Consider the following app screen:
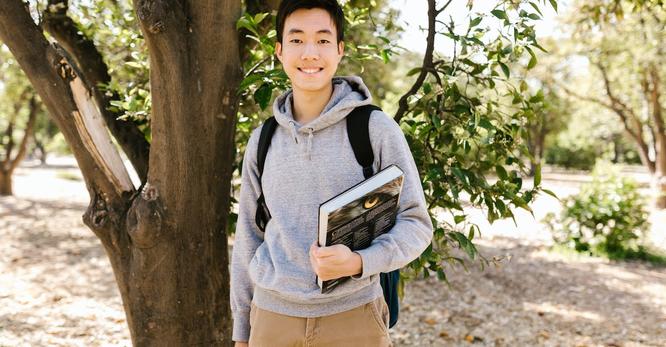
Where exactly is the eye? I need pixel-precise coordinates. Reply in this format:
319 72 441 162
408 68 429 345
290 39 302 44
319 39 331 44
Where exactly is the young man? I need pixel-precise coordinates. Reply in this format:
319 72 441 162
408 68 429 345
230 1 433 345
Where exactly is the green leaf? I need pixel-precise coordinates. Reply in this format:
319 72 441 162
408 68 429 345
239 74 263 93
529 2 543 16
236 16 258 36
253 83 273 110
495 199 507 215
406 67 421 76
527 54 537 69
380 49 390 64
253 12 268 25
479 118 493 130
454 215 466 224
529 89 544 103
451 231 476 259
423 82 432 94
378 36 391 44
495 165 508 180
549 0 558 12
436 269 447 282
499 62 510 78
124 61 143 69
542 189 559 200
491 9 508 20
526 46 537 70
452 167 467 186
534 162 542 186
469 17 482 27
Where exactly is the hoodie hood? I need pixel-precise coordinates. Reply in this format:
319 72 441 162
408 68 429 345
271 76 373 160
272 76 373 134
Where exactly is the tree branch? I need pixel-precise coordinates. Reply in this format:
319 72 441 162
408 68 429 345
557 73 655 173
394 0 437 123
2 87 30 168
596 62 654 172
0 0 134 206
8 95 38 173
647 64 666 175
43 0 150 182
2 120 14 169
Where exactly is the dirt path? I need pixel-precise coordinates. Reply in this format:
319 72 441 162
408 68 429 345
1 159 665 346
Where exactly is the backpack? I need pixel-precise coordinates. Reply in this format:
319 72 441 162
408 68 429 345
253 104 400 329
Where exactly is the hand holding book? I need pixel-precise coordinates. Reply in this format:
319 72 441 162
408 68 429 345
316 165 405 293
309 242 363 281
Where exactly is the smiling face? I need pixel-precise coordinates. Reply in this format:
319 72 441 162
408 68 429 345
275 8 344 97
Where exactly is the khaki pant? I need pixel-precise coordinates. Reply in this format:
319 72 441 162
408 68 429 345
248 296 393 347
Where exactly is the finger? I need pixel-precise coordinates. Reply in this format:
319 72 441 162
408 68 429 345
315 245 338 257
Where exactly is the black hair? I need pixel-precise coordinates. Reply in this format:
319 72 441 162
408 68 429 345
276 0 345 44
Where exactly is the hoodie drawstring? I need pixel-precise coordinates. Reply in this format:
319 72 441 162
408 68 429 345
305 128 314 160
288 121 315 160
289 121 299 144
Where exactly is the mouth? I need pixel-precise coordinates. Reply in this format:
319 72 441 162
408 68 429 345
298 67 324 75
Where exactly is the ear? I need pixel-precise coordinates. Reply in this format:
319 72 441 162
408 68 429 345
337 41 345 61
275 41 283 64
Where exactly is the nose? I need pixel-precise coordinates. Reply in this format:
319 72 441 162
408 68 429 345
301 43 320 60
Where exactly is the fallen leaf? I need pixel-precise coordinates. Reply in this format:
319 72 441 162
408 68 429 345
423 317 437 325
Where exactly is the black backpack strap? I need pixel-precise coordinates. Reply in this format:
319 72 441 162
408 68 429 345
346 104 382 179
347 104 401 328
255 116 278 232
257 117 279 177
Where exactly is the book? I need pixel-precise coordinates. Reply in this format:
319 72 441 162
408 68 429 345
316 164 405 293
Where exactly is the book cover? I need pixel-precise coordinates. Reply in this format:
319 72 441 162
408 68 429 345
317 165 404 293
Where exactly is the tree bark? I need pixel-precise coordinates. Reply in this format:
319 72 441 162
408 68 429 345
1 0 242 345
43 0 150 182
0 170 12 195
646 66 666 208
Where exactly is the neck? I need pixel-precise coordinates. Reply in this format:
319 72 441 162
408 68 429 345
291 83 334 125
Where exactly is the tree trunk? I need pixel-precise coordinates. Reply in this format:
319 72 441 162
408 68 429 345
33 138 47 165
0 93 38 197
0 170 11 196
0 0 242 345
647 66 666 208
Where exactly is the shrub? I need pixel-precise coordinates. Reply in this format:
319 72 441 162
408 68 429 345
544 143 598 170
543 163 652 260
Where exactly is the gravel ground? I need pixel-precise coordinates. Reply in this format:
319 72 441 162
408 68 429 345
1 159 665 346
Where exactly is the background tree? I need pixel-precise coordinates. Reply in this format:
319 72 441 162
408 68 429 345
525 86 570 175
558 0 666 207
0 46 41 195
30 113 61 164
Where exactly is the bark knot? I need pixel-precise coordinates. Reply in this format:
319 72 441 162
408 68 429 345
137 0 167 34
149 20 164 34
57 57 77 81
84 191 110 230
127 183 164 248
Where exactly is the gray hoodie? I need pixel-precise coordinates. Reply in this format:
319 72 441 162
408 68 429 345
230 76 433 342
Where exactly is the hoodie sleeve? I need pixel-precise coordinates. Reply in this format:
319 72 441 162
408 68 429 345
230 127 264 342
351 111 434 280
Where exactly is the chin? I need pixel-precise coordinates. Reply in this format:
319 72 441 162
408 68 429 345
293 79 332 93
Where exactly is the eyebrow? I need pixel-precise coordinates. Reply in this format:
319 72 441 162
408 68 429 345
286 28 334 35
